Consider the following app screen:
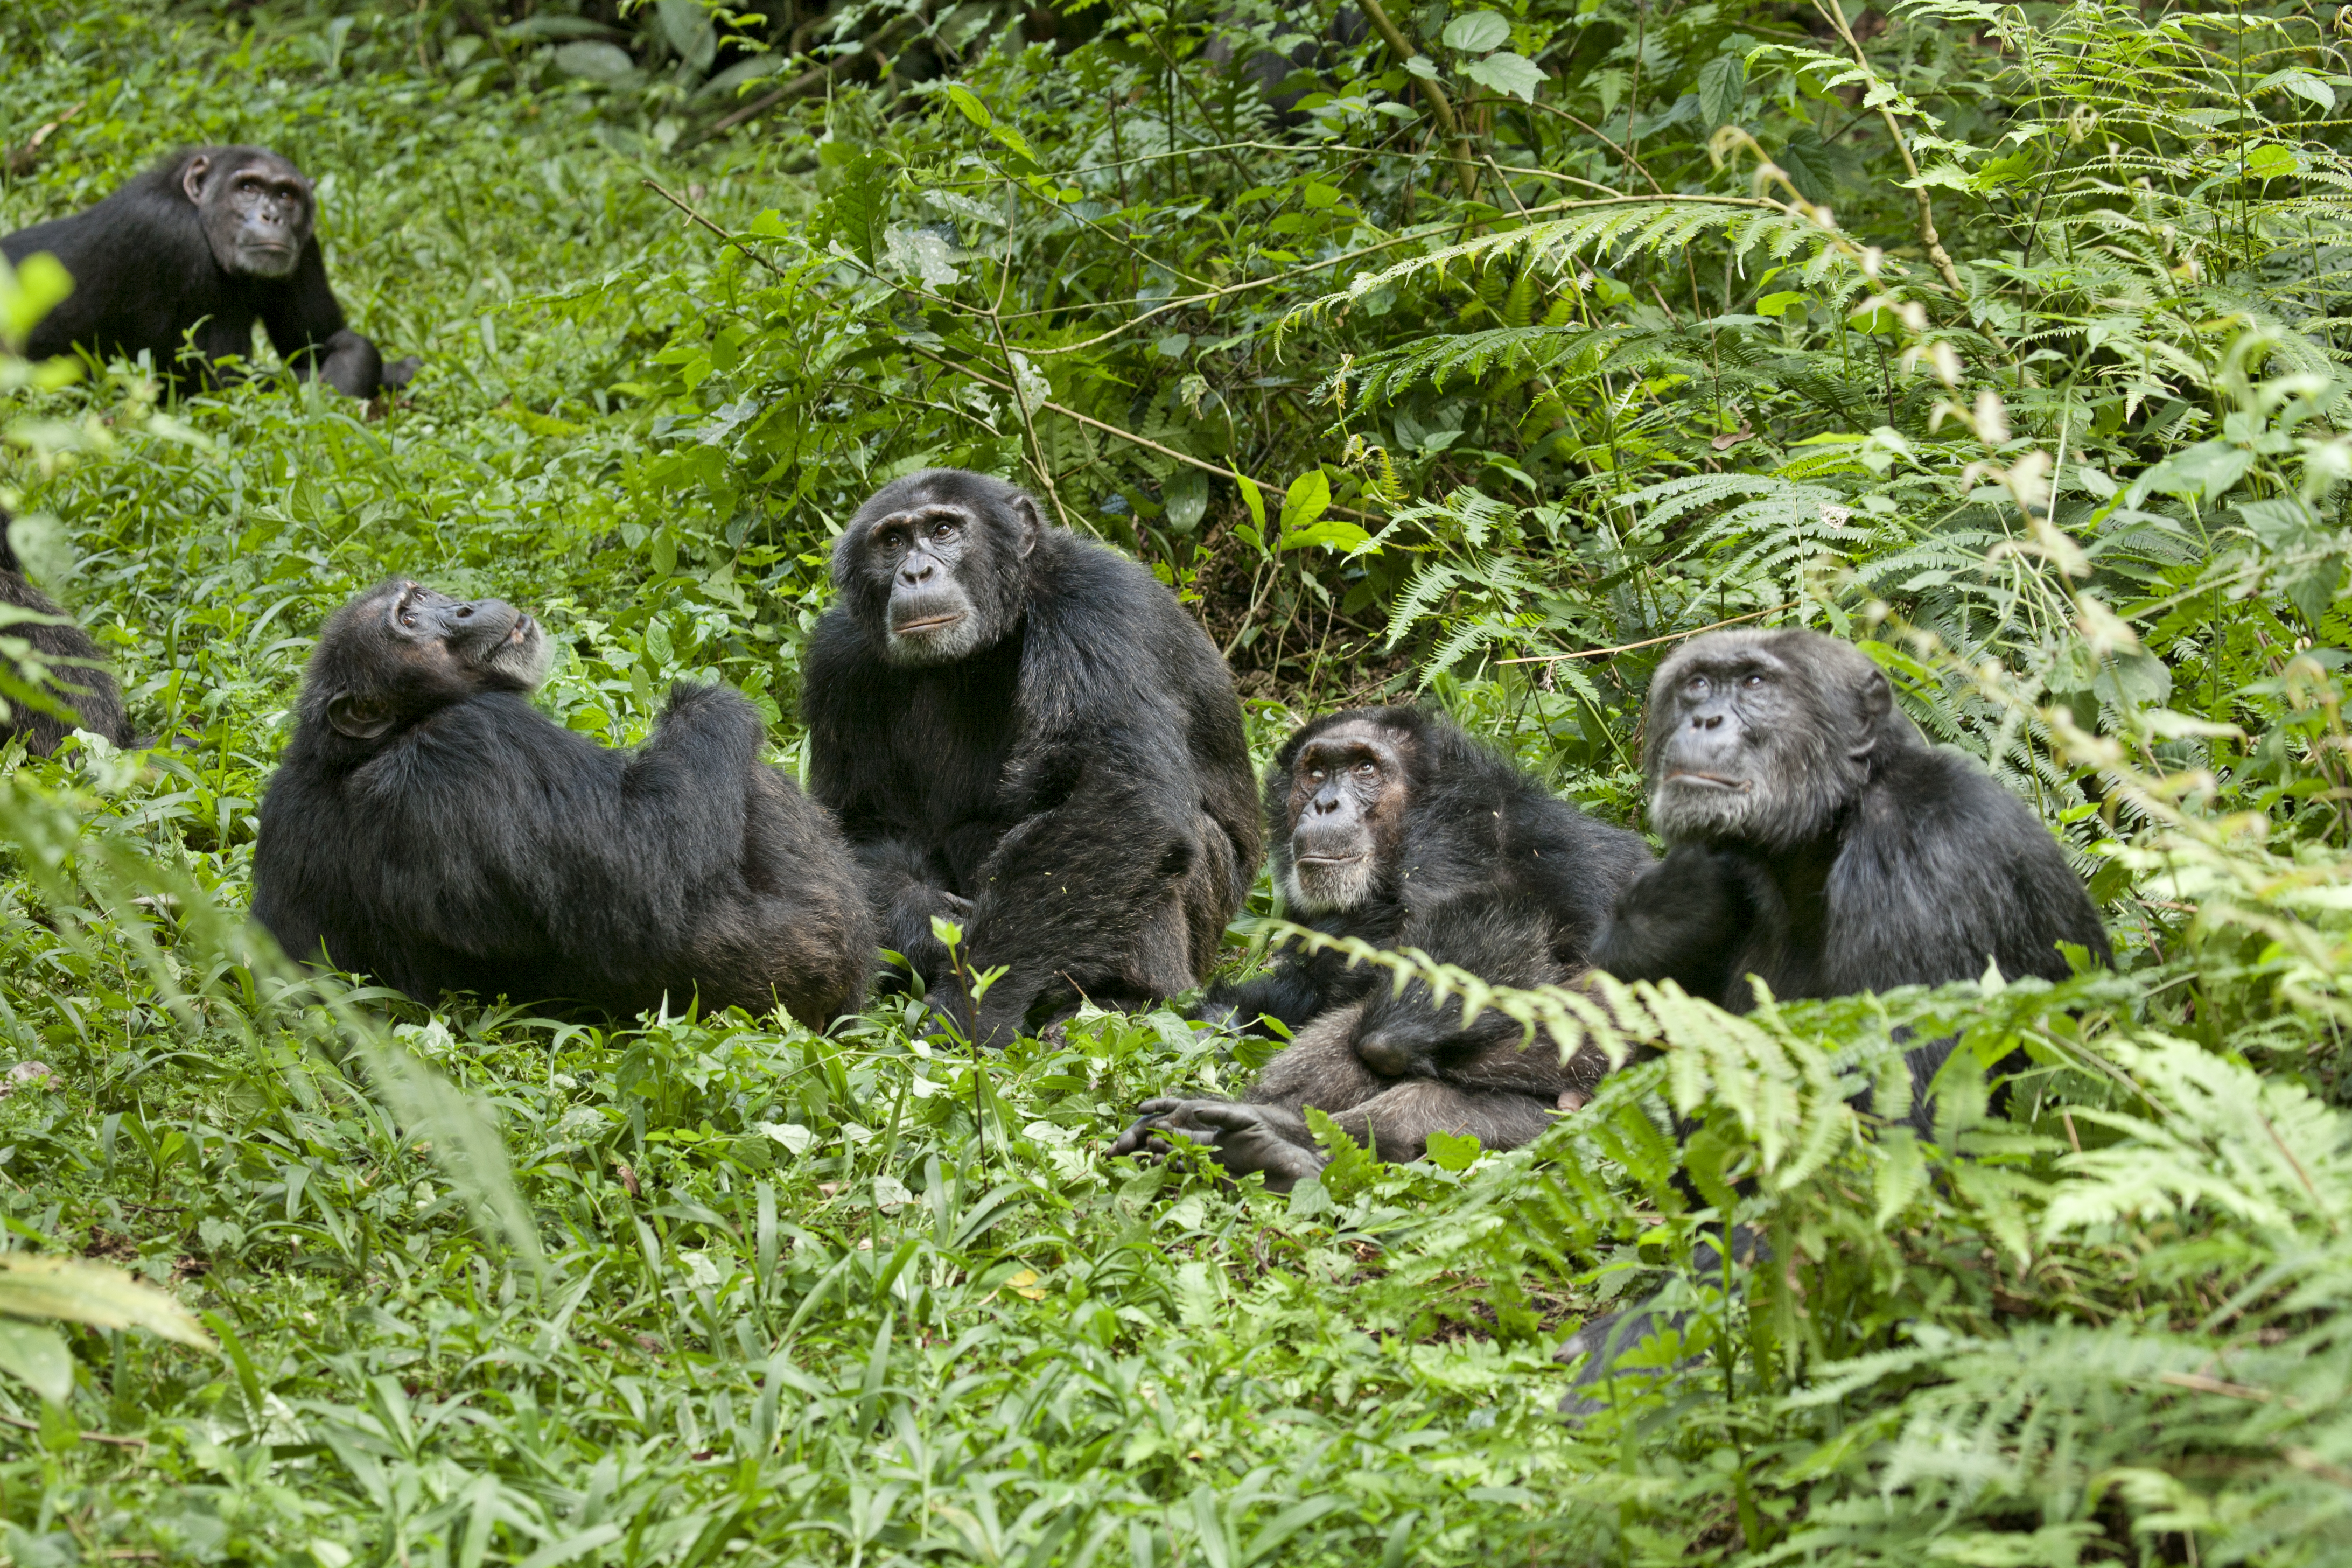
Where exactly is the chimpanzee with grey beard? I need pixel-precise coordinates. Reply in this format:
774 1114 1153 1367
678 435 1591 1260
0 506 135 755
803 470 1262 1047
1109 707 1653 1189
2 146 414 397
253 579 872 1025
1557 627 2109 1408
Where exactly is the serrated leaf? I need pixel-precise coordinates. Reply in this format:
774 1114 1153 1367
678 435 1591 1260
1425 1129 1483 1171
1698 53 1745 128
1461 51 1547 103
1441 11 1510 53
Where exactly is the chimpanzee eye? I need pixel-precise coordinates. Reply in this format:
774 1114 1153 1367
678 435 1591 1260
400 614 416 628
1355 761 1377 777
1307 768 1325 782
881 533 907 555
932 521 956 542
1743 673 1767 689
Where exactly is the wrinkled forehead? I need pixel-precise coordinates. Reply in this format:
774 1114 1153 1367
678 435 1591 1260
1655 632 1790 692
1296 719 1408 771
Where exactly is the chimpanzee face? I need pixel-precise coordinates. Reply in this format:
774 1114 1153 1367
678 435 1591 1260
185 149 314 281
1279 718 1411 913
1645 629 1892 850
306 579 550 746
836 470 1041 667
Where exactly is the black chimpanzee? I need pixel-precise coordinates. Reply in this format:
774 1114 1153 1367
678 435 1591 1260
0 506 135 755
803 469 1262 1048
1109 706 1653 1188
253 579 872 1025
1 147 412 398
1558 627 2110 1406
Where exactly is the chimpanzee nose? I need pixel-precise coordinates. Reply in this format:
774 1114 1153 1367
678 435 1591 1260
454 604 474 618
1693 712 1721 730
900 559 934 585
1311 793 1340 813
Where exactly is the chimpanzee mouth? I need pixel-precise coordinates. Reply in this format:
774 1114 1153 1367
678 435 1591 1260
1667 771 1749 789
893 612 966 635
1293 852 1365 865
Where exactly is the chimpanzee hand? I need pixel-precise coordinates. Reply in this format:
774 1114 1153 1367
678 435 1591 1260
1590 843 1758 1001
1109 1097 1329 1192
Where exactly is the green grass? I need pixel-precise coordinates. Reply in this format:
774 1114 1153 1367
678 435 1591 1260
5 1 2352 1564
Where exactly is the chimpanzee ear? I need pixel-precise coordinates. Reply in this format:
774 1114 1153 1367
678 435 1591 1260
326 694 395 741
1008 493 1042 558
180 154 214 205
1850 663 1893 758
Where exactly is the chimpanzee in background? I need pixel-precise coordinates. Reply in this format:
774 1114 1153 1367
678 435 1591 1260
0 505 135 755
1110 706 1653 1187
803 468 1262 1048
254 579 872 1026
1558 627 2110 1405
1 146 414 398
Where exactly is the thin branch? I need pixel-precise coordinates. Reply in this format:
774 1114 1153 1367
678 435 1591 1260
1497 601 1798 664
1355 0 1480 198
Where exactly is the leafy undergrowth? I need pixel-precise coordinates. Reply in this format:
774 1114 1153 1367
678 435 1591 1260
3 0 2352 1564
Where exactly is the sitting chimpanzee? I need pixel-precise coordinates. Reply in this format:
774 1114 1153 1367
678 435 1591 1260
2 146 412 398
1109 706 1653 1188
803 469 1263 1047
0 505 135 755
1558 627 2110 1405
253 579 872 1025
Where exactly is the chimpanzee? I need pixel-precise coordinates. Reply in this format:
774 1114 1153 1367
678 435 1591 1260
1558 627 2110 1406
1109 706 1653 1187
1 147 412 398
0 506 135 755
803 469 1262 1048
253 579 872 1025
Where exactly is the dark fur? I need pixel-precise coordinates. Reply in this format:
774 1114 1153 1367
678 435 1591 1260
2 146 410 397
1592 628 2110 1019
804 469 1261 1046
0 507 134 755
254 578 871 1024
1115 708 1651 1186
1563 628 2110 1409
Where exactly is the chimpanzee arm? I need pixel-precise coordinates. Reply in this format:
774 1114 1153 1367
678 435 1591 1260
1589 844 1756 1003
260 243 381 397
954 757 1200 1044
1200 939 1359 1034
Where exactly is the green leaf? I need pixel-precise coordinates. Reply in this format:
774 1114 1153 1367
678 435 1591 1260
1282 516 1373 554
1698 53 1745 128
944 83 993 128
0 1320 72 1405
1425 1129 1483 1171
1279 468 1331 534
551 40 636 84
656 0 716 73
1165 468 1208 534
1775 127 1839 202
1756 290 1807 317
2244 143 2300 181
1460 51 1546 103
0 251 73 352
1441 11 1510 53
2255 68 2335 113
1232 468 1268 553
0 1255 212 1349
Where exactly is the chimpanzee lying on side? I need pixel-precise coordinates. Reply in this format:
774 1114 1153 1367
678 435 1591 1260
1111 706 1653 1188
253 579 872 1026
1557 627 2109 1409
2 146 412 397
